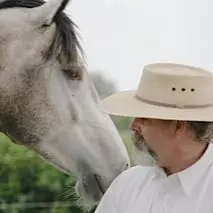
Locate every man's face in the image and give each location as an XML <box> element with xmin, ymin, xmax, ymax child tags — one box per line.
<box><xmin>130</xmin><ymin>118</ymin><xmax>176</xmax><ymax>166</ymax></box>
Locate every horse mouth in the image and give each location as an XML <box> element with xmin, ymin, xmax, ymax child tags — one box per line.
<box><xmin>75</xmin><ymin>173</ymin><xmax>106</xmax><ymax>203</ymax></box>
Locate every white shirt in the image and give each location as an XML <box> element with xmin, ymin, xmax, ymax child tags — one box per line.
<box><xmin>95</xmin><ymin>143</ymin><xmax>213</xmax><ymax>213</ymax></box>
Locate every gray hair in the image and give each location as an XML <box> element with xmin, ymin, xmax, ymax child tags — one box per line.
<box><xmin>187</xmin><ymin>121</ymin><xmax>213</xmax><ymax>143</ymax></box>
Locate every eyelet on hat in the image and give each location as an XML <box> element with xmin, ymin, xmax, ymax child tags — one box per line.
<box><xmin>172</xmin><ymin>88</ymin><xmax>195</xmax><ymax>92</ymax></box>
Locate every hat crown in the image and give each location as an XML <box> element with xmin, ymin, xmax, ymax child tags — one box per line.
<box><xmin>136</xmin><ymin>63</ymin><xmax>213</xmax><ymax>108</ymax></box>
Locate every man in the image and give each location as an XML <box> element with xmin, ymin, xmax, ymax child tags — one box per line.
<box><xmin>95</xmin><ymin>63</ymin><xmax>213</xmax><ymax>213</ymax></box>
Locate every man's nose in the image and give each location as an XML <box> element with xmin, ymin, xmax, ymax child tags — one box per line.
<box><xmin>129</xmin><ymin>118</ymin><xmax>141</xmax><ymax>132</ymax></box>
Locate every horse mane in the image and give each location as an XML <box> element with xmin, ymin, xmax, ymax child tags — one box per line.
<box><xmin>0</xmin><ymin>0</ymin><xmax>84</xmax><ymax>69</ymax></box>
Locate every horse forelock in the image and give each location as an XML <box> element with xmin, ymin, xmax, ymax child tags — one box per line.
<box><xmin>0</xmin><ymin>0</ymin><xmax>85</xmax><ymax>80</ymax></box>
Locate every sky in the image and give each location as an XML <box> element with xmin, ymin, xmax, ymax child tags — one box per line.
<box><xmin>65</xmin><ymin>0</ymin><xmax>213</xmax><ymax>91</ymax></box>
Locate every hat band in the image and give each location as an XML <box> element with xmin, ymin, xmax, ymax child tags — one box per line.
<box><xmin>135</xmin><ymin>95</ymin><xmax>213</xmax><ymax>109</ymax></box>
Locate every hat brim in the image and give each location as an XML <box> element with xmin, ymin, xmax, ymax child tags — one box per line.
<box><xmin>99</xmin><ymin>90</ymin><xmax>213</xmax><ymax>121</ymax></box>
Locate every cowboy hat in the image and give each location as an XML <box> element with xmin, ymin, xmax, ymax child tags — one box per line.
<box><xmin>99</xmin><ymin>63</ymin><xmax>213</xmax><ymax>121</ymax></box>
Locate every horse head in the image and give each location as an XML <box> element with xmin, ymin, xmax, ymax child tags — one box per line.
<box><xmin>0</xmin><ymin>0</ymin><xmax>130</xmax><ymax>208</ymax></box>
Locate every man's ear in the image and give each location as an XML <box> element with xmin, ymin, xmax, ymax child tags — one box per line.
<box><xmin>174</xmin><ymin>120</ymin><xmax>188</xmax><ymax>139</ymax></box>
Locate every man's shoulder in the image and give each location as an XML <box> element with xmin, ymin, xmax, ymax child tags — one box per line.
<box><xmin>112</xmin><ymin>165</ymin><xmax>154</xmax><ymax>187</ymax></box>
<box><xmin>123</xmin><ymin>165</ymin><xmax>153</xmax><ymax>175</ymax></box>
<box><xmin>102</xmin><ymin>165</ymin><xmax>154</xmax><ymax>200</ymax></box>
<box><xmin>121</xmin><ymin>165</ymin><xmax>151</xmax><ymax>176</ymax></box>
<box><xmin>94</xmin><ymin>165</ymin><xmax>154</xmax><ymax>213</ymax></box>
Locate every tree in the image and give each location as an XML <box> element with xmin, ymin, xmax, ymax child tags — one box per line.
<box><xmin>90</xmin><ymin>71</ymin><xmax>132</xmax><ymax>131</ymax></box>
<box><xmin>90</xmin><ymin>71</ymin><xmax>117</xmax><ymax>100</ymax></box>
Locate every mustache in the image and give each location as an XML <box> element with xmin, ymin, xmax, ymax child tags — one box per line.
<box><xmin>131</xmin><ymin>131</ymin><xmax>158</xmax><ymax>160</ymax></box>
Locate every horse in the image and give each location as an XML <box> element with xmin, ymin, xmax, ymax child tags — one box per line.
<box><xmin>0</xmin><ymin>0</ymin><xmax>130</xmax><ymax>209</ymax></box>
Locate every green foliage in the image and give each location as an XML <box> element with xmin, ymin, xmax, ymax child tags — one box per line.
<box><xmin>112</xmin><ymin>116</ymin><xmax>132</xmax><ymax>132</ymax></box>
<box><xmin>90</xmin><ymin>72</ymin><xmax>117</xmax><ymax>100</ymax></box>
<box><xmin>0</xmin><ymin>133</ymin><xmax>82</xmax><ymax>213</ymax></box>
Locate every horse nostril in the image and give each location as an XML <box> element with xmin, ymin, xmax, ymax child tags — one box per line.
<box><xmin>123</xmin><ymin>162</ymin><xmax>130</xmax><ymax>171</ymax></box>
<box><xmin>94</xmin><ymin>174</ymin><xmax>105</xmax><ymax>195</ymax></box>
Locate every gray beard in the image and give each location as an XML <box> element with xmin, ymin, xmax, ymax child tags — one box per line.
<box><xmin>131</xmin><ymin>131</ymin><xmax>158</xmax><ymax>166</ymax></box>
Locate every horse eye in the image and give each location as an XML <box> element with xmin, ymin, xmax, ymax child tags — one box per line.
<box><xmin>62</xmin><ymin>69</ymin><xmax>81</xmax><ymax>80</ymax></box>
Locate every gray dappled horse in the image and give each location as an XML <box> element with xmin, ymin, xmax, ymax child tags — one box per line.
<box><xmin>0</xmin><ymin>0</ymin><xmax>130</xmax><ymax>208</ymax></box>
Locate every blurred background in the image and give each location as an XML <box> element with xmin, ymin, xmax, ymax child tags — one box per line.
<box><xmin>1</xmin><ymin>0</ymin><xmax>213</xmax><ymax>212</ymax></box>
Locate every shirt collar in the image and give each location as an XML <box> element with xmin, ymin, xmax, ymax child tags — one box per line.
<box><xmin>177</xmin><ymin>142</ymin><xmax>213</xmax><ymax>195</ymax></box>
<box><xmin>152</xmin><ymin>143</ymin><xmax>213</xmax><ymax>195</ymax></box>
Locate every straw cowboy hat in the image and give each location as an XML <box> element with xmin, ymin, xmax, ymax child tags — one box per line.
<box><xmin>100</xmin><ymin>63</ymin><xmax>213</xmax><ymax>121</ymax></box>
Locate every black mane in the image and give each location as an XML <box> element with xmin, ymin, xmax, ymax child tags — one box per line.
<box><xmin>0</xmin><ymin>0</ymin><xmax>84</xmax><ymax>64</ymax></box>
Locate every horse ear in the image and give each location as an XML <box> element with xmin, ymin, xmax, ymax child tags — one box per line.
<box><xmin>30</xmin><ymin>0</ymin><xmax>70</xmax><ymax>26</ymax></box>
